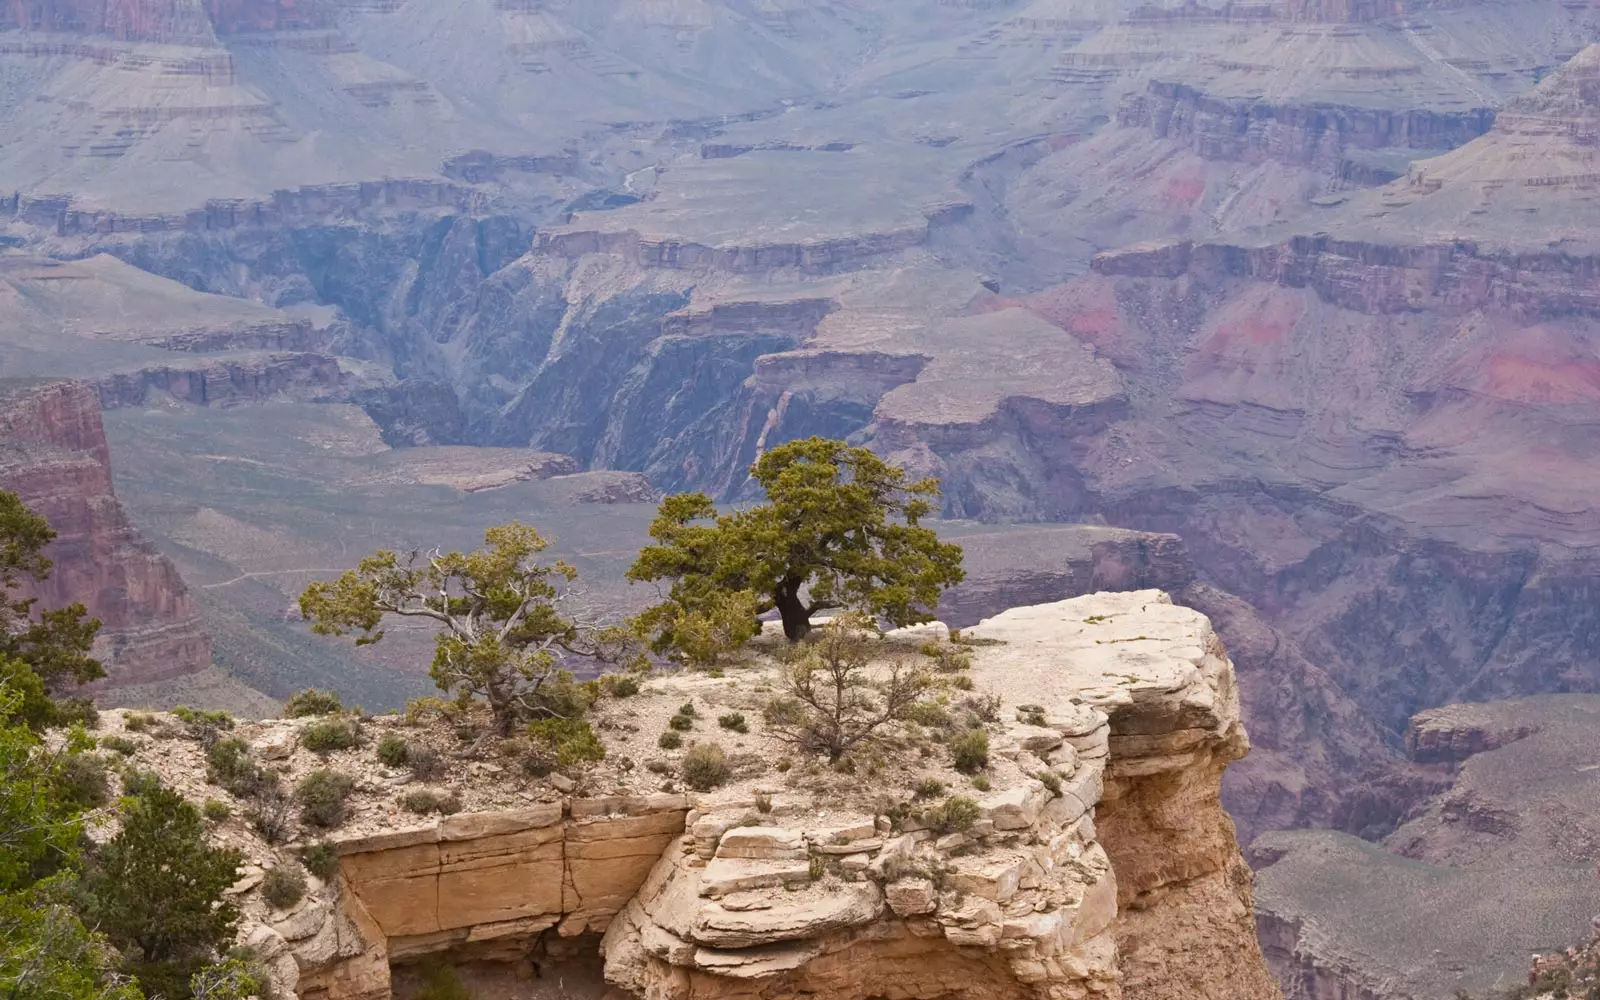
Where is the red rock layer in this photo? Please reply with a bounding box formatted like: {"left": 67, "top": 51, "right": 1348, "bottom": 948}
{"left": 0, "top": 379, "right": 211, "bottom": 687}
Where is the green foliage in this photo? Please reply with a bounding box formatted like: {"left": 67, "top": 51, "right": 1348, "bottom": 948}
{"left": 1036, "top": 771, "right": 1063, "bottom": 797}
{"left": 904, "top": 699, "right": 951, "bottom": 730}
{"left": 969, "top": 775, "right": 991, "bottom": 792}
{"left": 668, "top": 713, "right": 694, "bottom": 732}
{"left": 300, "top": 523, "right": 630, "bottom": 734}
{"left": 628, "top": 438, "right": 965, "bottom": 645}
{"left": 0, "top": 491, "right": 106, "bottom": 729}
{"left": 808, "top": 853, "right": 825, "bottom": 881}
{"left": 53, "top": 750, "right": 109, "bottom": 810}
{"left": 525, "top": 717, "right": 606, "bottom": 775}
{"left": 416, "top": 962, "right": 471, "bottom": 1000}
{"left": 657, "top": 730, "right": 683, "bottom": 750}
{"left": 406, "top": 743, "right": 443, "bottom": 779}
{"left": 188, "top": 956, "right": 266, "bottom": 1000}
{"left": 82, "top": 783, "right": 242, "bottom": 999}
{"left": 912, "top": 777, "right": 946, "bottom": 800}
{"left": 949, "top": 729, "right": 989, "bottom": 774}
{"left": 123, "top": 713, "right": 156, "bottom": 733}
{"left": 677, "top": 702, "right": 699, "bottom": 718}
{"left": 300, "top": 842, "right": 341, "bottom": 882}
{"left": 0, "top": 885, "right": 144, "bottom": 1000}
{"left": 400, "top": 789, "right": 462, "bottom": 815}
{"left": 631, "top": 588, "right": 760, "bottom": 667}
{"left": 283, "top": 688, "right": 343, "bottom": 718}
{"left": 717, "top": 712, "right": 748, "bottom": 733}
{"left": 295, "top": 770, "right": 354, "bottom": 829}
{"left": 205, "top": 737, "right": 268, "bottom": 798}
{"left": 603, "top": 674, "right": 640, "bottom": 698}
{"left": 921, "top": 643, "right": 971, "bottom": 673}
{"left": 171, "top": 707, "right": 233, "bottom": 731}
{"left": 376, "top": 732, "right": 410, "bottom": 768}
{"left": 118, "top": 767, "right": 164, "bottom": 800}
{"left": 680, "top": 743, "right": 731, "bottom": 791}
{"left": 1016, "top": 704, "right": 1048, "bottom": 727}
{"left": 762, "top": 615, "right": 930, "bottom": 762}
{"left": 260, "top": 865, "right": 306, "bottom": 910}
{"left": 925, "top": 795, "right": 980, "bottom": 834}
{"left": 202, "top": 799, "right": 231, "bottom": 823}
{"left": 100, "top": 734, "right": 138, "bottom": 756}
{"left": 299, "top": 717, "right": 359, "bottom": 755}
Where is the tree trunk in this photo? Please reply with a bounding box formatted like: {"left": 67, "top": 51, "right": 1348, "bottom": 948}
{"left": 774, "top": 584, "right": 811, "bottom": 642}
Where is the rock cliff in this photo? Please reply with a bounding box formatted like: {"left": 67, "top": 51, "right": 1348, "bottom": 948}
{"left": 0, "top": 377, "right": 211, "bottom": 685}
{"left": 103, "top": 592, "right": 1278, "bottom": 1000}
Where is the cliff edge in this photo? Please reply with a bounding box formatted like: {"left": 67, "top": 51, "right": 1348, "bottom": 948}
{"left": 93, "top": 591, "right": 1279, "bottom": 1000}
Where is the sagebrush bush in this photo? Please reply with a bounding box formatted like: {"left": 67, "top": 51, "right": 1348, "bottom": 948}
{"left": 1036, "top": 770, "right": 1063, "bottom": 796}
{"left": 668, "top": 713, "right": 694, "bottom": 732}
{"left": 250, "top": 781, "right": 295, "bottom": 844}
{"left": 202, "top": 798, "right": 231, "bottom": 822}
{"left": 970, "top": 774, "right": 991, "bottom": 792}
{"left": 407, "top": 742, "right": 444, "bottom": 779}
{"left": 207, "top": 736, "right": 268, "bottom": 797}
{"left": 300, "top": 841, "right": 341, "bottom": 881}
{"left": 261, "top": 865, "right": 307, "bottom": 910}
{"left": 717, "top": 712, "right": 748, "bottom": 733}
{"left": 680, "top": 742, "right": 730, "bottom": 791}
{"left": 54, "top": 752, "right": 109, "bottom": 809}
{"left": 296, "top": 769, "right": 354, "bottom": 828}
{"left": 285, "top": 688, "right": 343, "bottom": 717}
{"left": 376, "top": 732, "right": 409, "bottom": 768}
{"left": 123, "top": 712, "right": 156, "bottom": 732}
{"left": 912, "top": 776, "right": 946, "bottom": 800}
{"left": 522, "top": 717, "right": 605, "bottom": 776}
{"left": 1017, "top": 704, "right": 1048, "bottom": 727}
{"left": 926, "top": 795, "right": 980, "bottom": 834}
{"left": 300, "top": 717, "right": 359, "bottom": 755}
{"left": 400, "top": 788, "right": 462, "bottom": 816}
{"left": 658, "top": 730, "right": 683, "bottom": 750}
{"left": 949, "top": 729, "right": 989, "bottom": 774}
{"left": 99, "top": 734, "right": 138, "bottom": 756}
{"left": 604, "top": 675, "right": 640, "bottom": 698}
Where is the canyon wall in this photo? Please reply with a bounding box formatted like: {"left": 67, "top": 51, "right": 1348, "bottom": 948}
{"left": 0, "top": 378, "right": 211, "bottom": 685}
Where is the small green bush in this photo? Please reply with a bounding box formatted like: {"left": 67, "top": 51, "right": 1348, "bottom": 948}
{"left": 123, "top": 712, "right": 156, "bottom": 732}
{"left": 376, "top": 732, "right": 409, "bottom": 768}
{"left": 300, "top": 842, "right": 341, "bottom": 881}
{"left": 912, "top": 776, "right": 946, "bottom": 800}
{"left": 905, "top": 700, "right": 951, "bottom": 730}
{"left": 203, "top": 798, "right": 231, "bottom": 822}
{"left": 949, "top": 729, "right": 989, "bottom": 774}
{"left": 961, "top": 693, "right": 1003, "bottom": 724}
{"left": 681, "top": 742, "right": 731, "bottom": 791}
{"left": 250, "top": 781, "right": 295, "bottom": 844}
{"left": 948, "top": 675, "right": 975, "bottom": 691}
{"left": 54, "top": 752, "right": 109, "bottom": 809}
{"left": 119, "top": 765, "right": 163, "bottom": 798}
{"left": 808, "top": 853, "right": 825, "bottom": 881}
{"left": 1036, "top": 770, "right": 1063, "bottom": 796}
{"left": 173, "top": 706, "right": 234, "bottom": 744}
{"left": 407, "top": 742, "right": 444, "bottom": 779}
{"left": 1017, "top": 704, "right": 1048, "bottom": 727}
{"left": 970, "top": 774, "right": 991, "bottom": 792}
{"left": 605, "top": 675, "right": 640, "bottom": 698}
{"left": 400, "top": 788, "right": 462, "bottom": 816}
{"left": 261, "top": 865, "right": 307, "bottom": 910}
{"left": 296, "top": 769, "right": 355, "bottom": 828}
{"left": 524, "top": 717, "right": 606, "bottom": 776}
{"left": 658, "top": 730, "right": 683, "bottom": 750}
{"left": 99, "top": 734, "right": 138, "bottom": 756}
{"left": 284, "top": 688, "right": 343, "bottom": 717}
{"left": 755, "top": 791, "right": 773, "bottom": 813}
{"left": 416, "top": 963, "right": 470, "bottom": 1000}
{"left": 676, "top": 702, "right": 698, "bottom": 718}
{"left": 207, "top": 736, "right": 267, "bottom": 797}
{"left": 646, "top": 759, "right": 674, "bottom": 774}
{"left": 717, "top": 712, "right": 748, "bottom": 733}
{"left": 668, "top": 713, "right": 694, "bottom": 732}
{"left": 53, "top": 697, "right": 99, "bottom": 729}
{"left": 300, "top": 718, "right": 359, "bottom": 755}
{"left": 926, "top": 795, "right": 981, "bottom": 834}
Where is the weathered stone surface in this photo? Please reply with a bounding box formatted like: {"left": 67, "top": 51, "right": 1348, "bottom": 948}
{"left": 691, "top": 883, "right": 884, "bottom": 947}
{"left": 886, "top": 878, "right": 938, "bottom": 917}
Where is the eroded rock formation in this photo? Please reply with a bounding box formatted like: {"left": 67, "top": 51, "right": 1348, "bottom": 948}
{"left": 0, "top": 377, "right": 211, "bottom": 685}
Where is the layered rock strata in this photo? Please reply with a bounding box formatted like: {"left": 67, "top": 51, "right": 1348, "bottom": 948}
{"left": 108, "top": 592, "right": 1277, "bottom": 1000}
{"left": 0, "top": 378, "right": 211, "bottom": 685}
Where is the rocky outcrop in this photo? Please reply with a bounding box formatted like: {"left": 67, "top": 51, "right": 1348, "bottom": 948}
{"left": 0, "top": 378, "right": 211, "bottom": 686}
{"left": 94, "top": 352, "right": 345, "bottom": 409}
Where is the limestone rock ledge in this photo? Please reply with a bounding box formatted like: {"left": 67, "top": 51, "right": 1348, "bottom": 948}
{"left": 224, "top": 591, "right": 1278, "bottom": 1000}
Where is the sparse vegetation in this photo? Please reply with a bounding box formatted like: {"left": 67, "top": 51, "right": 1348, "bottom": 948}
{"left": 1017, "top": 704, "right": 1048, "bottom": 727}
{"left": 925, "top": 795, "right": 981, "bottom": 834}
{"left": 949, "top": 729, "right": 990, "bottom": 774}
{"left": 260, "top": 865, "right": 307, "bottom": 910}
{"left": 249, "top": 783, "right": 295, "bottom": 845}
{"left": 969, "top": 775, "right": 991, "bottom": 792}
{"left": 299, "top": 717, "right": 359, "bottom": 755}
{"left": 913, "top": 776, "right": 947, "bottom": 800}
{"left": 762, "top": 614, "right": 930, "bottom": 762}
{"left": 416, "top": 962, "right": 471, "bottom": 1000}
{"left": 124, "top": 712, "right": 157, "bottom": 733}
{"left": 283, "top": 688, "right": 342, "bottom": 718}
{"left": 680, "top": 742, "right": 731, "bottom": 791}
{"left": 53, "top": 751, "right": 109, "bottom": 809}
{"left": 300, "top": 842, "right": 341, "bottom": 882}
{"left": 658, "top": 730, "right": 683, "bottom": 750}
{"left": 1036, "top": 770, "right": 1063, "bottom": 796}
{"left": 295, "top": 769, "right": 354, "bottom": 829}
{"left": 717, "top": 712, "right": 748, "bottom": 733}
{"left": 523, "top": 717, "right": 605, "bottom": 775}
{"left": 205, "top": 737, "right": 268, "bottom": 798}
{"left": 400, "top": 788, "right": 462, "bottom": 816}
{"left": 375, "top": 732, "right": 409, "bottom": 767}
{"left": 755, "top": 791, "right": 773, "bottom": 813}
{"left": 202, "top": 799, "right": 231, "bottom": 823}
{"left": 99, "top": 734, "right": 138, "bottom": 756}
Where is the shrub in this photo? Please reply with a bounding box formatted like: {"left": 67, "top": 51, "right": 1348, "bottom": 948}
{"left": 717, "top": 712, "right": 748, "bottom": 734}
{"left": 1036, "top": 770, "right": 1063, "bottom": 796}
{"left": 202, "top": 798, "right": 231, "bottom": 822}
{"left": 250, "top": 781, "right": 295, "bottom": 844}
{"left": 99, "top": 734, "right": 138, "bottom": 756}
{"left": 948, "top": 674, "right": 974, "bottom": 691}
{"left": 775, "top": 757, "right": 792, "bottom": 773}
{"left": 53, "top": 697, "right": 100, "bottom": 729}
{"left": 400, "top": 788, "right": 462, "bottom": 815}
{"left": 123, "top": 712, "right": 156, "bottom": 732}
{"left": 605, "top": 675, "right": 640, "bottom": 698}
{"left": 523, "top": 717, "right": 606, "bottom": 776}
{"left": 658, "top": 730, "right": 683, "bottom": 750}
{"left": 808, "top": 853, "right": 826, "bottom": 881}
{"left": 283, "top": 688, "right": 342, "bottom": 717}
{"left": 407, "top": 742, "right": 444, "bottom": 779}
{"left": 912, "top": 776, "right": 946, "bottom": 800}
{"left": 300, "top": 842, "right": 341, "bottom": 882}
{"left": 904, "top": 700, "right": 951, "bottom": 730}
{"left": 119, "top": 765, "right": 164, "bottom": 799}
{"left": 54, "top": 751, "right": 109, "bottom": 808}
{"left": 949, "top": 729, "right": 989, "bottom": 774}
{"left": 960, "top": 693, "right": 1002, "bottom": 725}
{"left": 763, "top": 615, "right": 930, "bottom": 762}
{"left": 926, "top": 795, "right": 980, "bottom": 834}
{"left": 404, "top": 696, "right": 454, "bottom": 726}
{"left": 206, "top": 737, "right": 267, "bottom": 797}
{"left": 416, "top": 963, "right": 471, "bottom": 1000}
{"left": 1017, "top": 704, "right": 1048, "bottom": 727}
{"left": 173, "top": 706, "right": 234, "bottom": 745}
{"left": 677, "top": 702, "right": 699, "bottom": 718}
{"left": 376, "top": 732, "right": 409, "bottom": 768}
{"left": 970, "top": 774, "right": 991, "bottom": 792}
{"left": 921, "top": 643, "right": 971, "bottom": 673}
{"left": 681, "top": 742, "right": 731, "bottom": 791}
{"left": 299, "top": 718, "right": 359, "bottom": 755}
{"left": 296, "top": 769, "right": 355, "bottom": 828}
{"left": 668, "top": 713, "right": 694, "bottom": 732}
{"left": 260, "top": 865, "right": 307, "bottom": 910}
{"left": 646, "top": 759, "right": 674, "bottom": 774}
{"left": 189, "top": 955, "right": 268, "bottom": 1000}
{"left": 755, "top": 791, "right": 773, "bottom": 813}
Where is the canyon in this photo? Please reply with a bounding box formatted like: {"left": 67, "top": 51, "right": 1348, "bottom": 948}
{"left": 3, "top": 0, "right": 1600, "bottom": 996}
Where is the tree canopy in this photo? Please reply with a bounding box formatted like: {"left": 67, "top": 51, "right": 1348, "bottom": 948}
{"left": 0, "top": 490, "right": 104, "bottom": 728}
{"left": 630, "top": 437, "right": 966, "bottom": 644}
{"left": 300, "top": 523, "right": 634, "bottom": 733}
